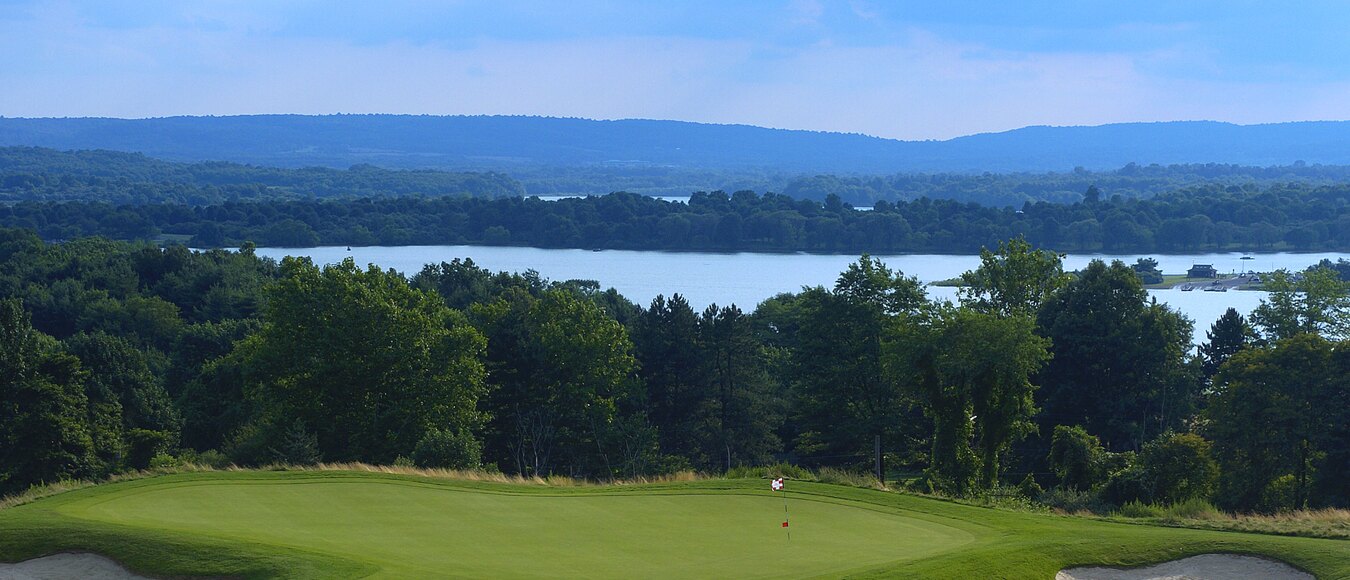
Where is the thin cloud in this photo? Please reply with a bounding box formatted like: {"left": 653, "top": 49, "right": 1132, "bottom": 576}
{"left": 0, "top": 1, "right": 1346, "bottom": 138}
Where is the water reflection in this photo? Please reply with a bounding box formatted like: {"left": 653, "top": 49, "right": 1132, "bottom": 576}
{"left": 256, "top": 245, "right": 1346, "bottom": 344}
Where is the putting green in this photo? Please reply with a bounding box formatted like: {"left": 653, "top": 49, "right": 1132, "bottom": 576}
{"left": 1, "top": 471, "right": 1347, "bottom": 579}
{"left": 59, "top": 476, "right": 972, "bottom": 578}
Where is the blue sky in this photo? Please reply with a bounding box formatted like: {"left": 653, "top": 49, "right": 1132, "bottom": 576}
{"left": 2, "top": 1, "right": 1348, "bottom": 139}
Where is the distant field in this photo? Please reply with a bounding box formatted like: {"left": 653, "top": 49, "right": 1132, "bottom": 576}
{"left": 1, "top": 470, "right": 1347, "bottom": 578}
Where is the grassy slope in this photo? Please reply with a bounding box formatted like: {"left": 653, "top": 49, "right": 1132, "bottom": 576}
{"left": 0, "top": 471, "right": 1346, "bottom": 579}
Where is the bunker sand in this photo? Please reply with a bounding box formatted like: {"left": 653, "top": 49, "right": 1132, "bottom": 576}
{"left": 0, "top": 552, "right": 150, "bottom": 580}
{"left": 1057, "top": 553, "right": 1313, "bottom": 580}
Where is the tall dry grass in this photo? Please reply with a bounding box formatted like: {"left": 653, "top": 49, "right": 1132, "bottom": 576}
{"left": 1107, "top": 499, "right": 1348, "bottom": 540}
{"left": 1183, "top": 507, "right": 1350, "bottom": 539}
{"left": 0, "top": 462, "right": 715, "bottom": 511}
{"left": 293, "top": 462, "right": 708, "bottom": 486}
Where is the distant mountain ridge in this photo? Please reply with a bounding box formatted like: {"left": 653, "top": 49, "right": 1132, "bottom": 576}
{"left": 1, "top": 115, "right": 1348, "bottom": 173}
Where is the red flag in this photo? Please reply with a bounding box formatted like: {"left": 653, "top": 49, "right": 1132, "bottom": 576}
{"left": 782, "top": 521, "right": 789, "bottom": 527}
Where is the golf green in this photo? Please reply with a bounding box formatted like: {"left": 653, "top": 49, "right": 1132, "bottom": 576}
{"left": 1, "top": 470, "right": 1347, "bottom": 578}
{"left": 61, "top": 476, "right": 972, "bottom": 578}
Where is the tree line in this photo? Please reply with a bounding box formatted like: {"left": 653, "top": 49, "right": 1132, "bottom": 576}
{"left": 11, "top": 145, "right": 1350, "bottom": 209}
{"left": 784, "top": 161, "right": 1350, "bottom": 207}
{"left": 2, "top": 228, "right": 1346, "bottom": 513}
{"left": 4, "top": 183, "right": 1350, "bottom": 252}
{"left": 0, "top": 146, "right": 524, "bottom": 204}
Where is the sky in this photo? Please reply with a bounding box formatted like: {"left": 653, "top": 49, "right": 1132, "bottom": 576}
{"left": 2, "top": 1, "right": 1349, "bottom": 140}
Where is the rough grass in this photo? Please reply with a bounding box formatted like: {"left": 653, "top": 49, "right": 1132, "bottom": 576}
{"left": 1109, "top": 501, "right": 1350, "bottom": 540}
{"left": 723, "top": 463, "right": 884, "bottom": 490}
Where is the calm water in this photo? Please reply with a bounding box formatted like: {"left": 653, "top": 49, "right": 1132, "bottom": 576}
{"left": 534, "top": 195, "right": 691, "bottom": 204}
{"left": 255, "top": 246, "right": 1350, "bottom": 343}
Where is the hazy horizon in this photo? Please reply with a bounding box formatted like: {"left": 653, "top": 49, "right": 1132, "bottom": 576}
{"left": 4, "top": 113, "right": 1349, "bottom": 144}
{"left": 4, "top": 1, "right": 1349, "bottom": 140}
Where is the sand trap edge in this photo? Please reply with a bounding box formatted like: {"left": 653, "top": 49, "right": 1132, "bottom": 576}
{"left": 0, "top": 551, "right": 155, "bottom": 580}
{"left": 1056, "top": 553, "right": 1314, "bottom": 580}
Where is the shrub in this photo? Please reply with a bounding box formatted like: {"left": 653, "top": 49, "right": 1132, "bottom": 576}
{"left": 1102, "top": 464, "right": 1149, "bottom": 506}
{"left": 815, "top": 467, "right": 878, "bottom": 488}
{"left": 148, "top": 452, "right": 180, "bottom": 470}
{"left": 1137, "top": 432, "right": 1219, "bottom": 504}
{"left": 223, "top": 422, "right": 271, "bottom": 466}
{"left": 725, "top": 463, "right": 813, "bottom": 481}
{"left": 1262, "top": 474, "right": 1298, "bottom": 512}
{"left": 270, "top": 420, "right": 322, "bottom": 466}
{"left": 1039, "top": 488, "right": 1112, "bottom": 514}
{"left": 1047, "top": 425, "right": 1105, "bottom": 490}
{"left": 125, "top": 429, "right": 175, "bottom": 470}
{"left": 966, "top": 485, "right": 1046, "bottom": 512}
{"left": 650, "top": 454, "right": 694, "bottom": 476}
{"left": 1164, "top": 497, "right": 1221, "bottom": 520}
{"left": 190, "top": 449, "right": 232, "bottom": 469}
{"left": 412, "top": 429, "right": 482, "bottom": 469}
{"left": 1115, "top": 501, "right": 1165, "bottom": 518}
{"left": 1017, "top": 473, "right": 1044, "bottom": 498}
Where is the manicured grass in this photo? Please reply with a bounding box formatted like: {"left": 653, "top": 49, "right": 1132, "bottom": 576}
{"left": 1, "top": 470, "right": 1347, "bottom": 578}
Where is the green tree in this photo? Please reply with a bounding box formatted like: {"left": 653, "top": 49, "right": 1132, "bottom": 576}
{"left": 0, "top": 299, "right": 100, "bottom": 494}
{"left": 269, "top": 420, "right": 321, "bottom": 466}
{"left": 886, "top": 307, "right": 1051, "bottom": 493}
{"left": 958, "top": 236, "right": 1070, "bottom": 317}
{"left": 791, "top": 256, "right": 927, "bottom": 467}
{"left": 1206, "top": 334, "right": 1336, "bottom": 511}
{"left": 1036, "top": 260, "right": 1195, "bottom": 451}
{"left": 1130, "top": 258, "right": 1163, "bottom": 285}
{"left": 62, "top": 332, "right": 179, "bottom": 435}
{"left": 1135, "top": 432, "right": 1219, "bottom": 504}
{"left": 1198, "top": 308, "right": 1256, "bottom": 380}
{"left": 698, "top": 304, "right": 784, "bottom": 470}
{"left": 475, "top": 288, "right": 641, "bottom": 477}
{"left": 631, "top": 294, "right": 708, "bottom": 463}
{"left": 1251, "top": 267, "right": 1350, "bottom": 341}
{"left": 835, "top": 254, "right": 927, "bottom": 315}
{"left": 1316, "top": 343, "right": 1350, "bottom": 507}
{"left": 62, "top": 332, "right": 180, "bottom": 470}
{"left": 1083, "top": 185, "right": 1102, "bottom": 204}
{"left": 1047, "top": 425, "right": 1105, "bottom": 491}
{"left": 412, "top": 428, "right": 482, "bottom": 469}
{"left": 238, "top": 257, "right": 487, "bottom": 463}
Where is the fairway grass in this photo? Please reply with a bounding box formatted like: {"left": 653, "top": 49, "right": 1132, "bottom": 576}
{"left": 1, "top": 471, "right": 1347, "bottom": 579}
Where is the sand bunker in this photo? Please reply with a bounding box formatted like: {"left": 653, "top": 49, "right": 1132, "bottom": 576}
{"left": 0, "top": 552, "right": 152, "bottom": 580}
{"left": 1056, "top": 553, "right": 1312, "bottom": 580}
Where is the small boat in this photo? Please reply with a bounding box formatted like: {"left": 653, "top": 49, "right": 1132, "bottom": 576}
{"left": 1180, "top": 285, "right": 1194, "bottom": 291}
{"left": 346, "top": 246, "right": 352, "bottom": 251}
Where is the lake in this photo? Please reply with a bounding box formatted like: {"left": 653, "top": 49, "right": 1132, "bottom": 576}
{"left": 255, "top": 245, "right": 1350, "bottom": 343}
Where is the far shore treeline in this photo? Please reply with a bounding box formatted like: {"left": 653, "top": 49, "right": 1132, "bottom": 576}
{"left": 4, "top": 186, "right": 1350, "bottom": 253}
{"left": 2, "top": 229, "right": 1347, "bottom": 515}
{"left": 4, "top": 146, "right": 1350, "bottom": 253}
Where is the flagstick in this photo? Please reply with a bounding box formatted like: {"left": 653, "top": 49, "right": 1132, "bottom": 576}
{"left": 781, "top": 486, "right": 791, "bottom": 541}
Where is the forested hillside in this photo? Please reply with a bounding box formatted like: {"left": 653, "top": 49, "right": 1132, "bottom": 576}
{"left": 783, "top": 162, "right": 1350, "bottom": 207}
{"left": 4, "top": 115, "right": 1350, "bottom": 173}
{"left": 0, "top": 147, "right": 524, "bottom": 204}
